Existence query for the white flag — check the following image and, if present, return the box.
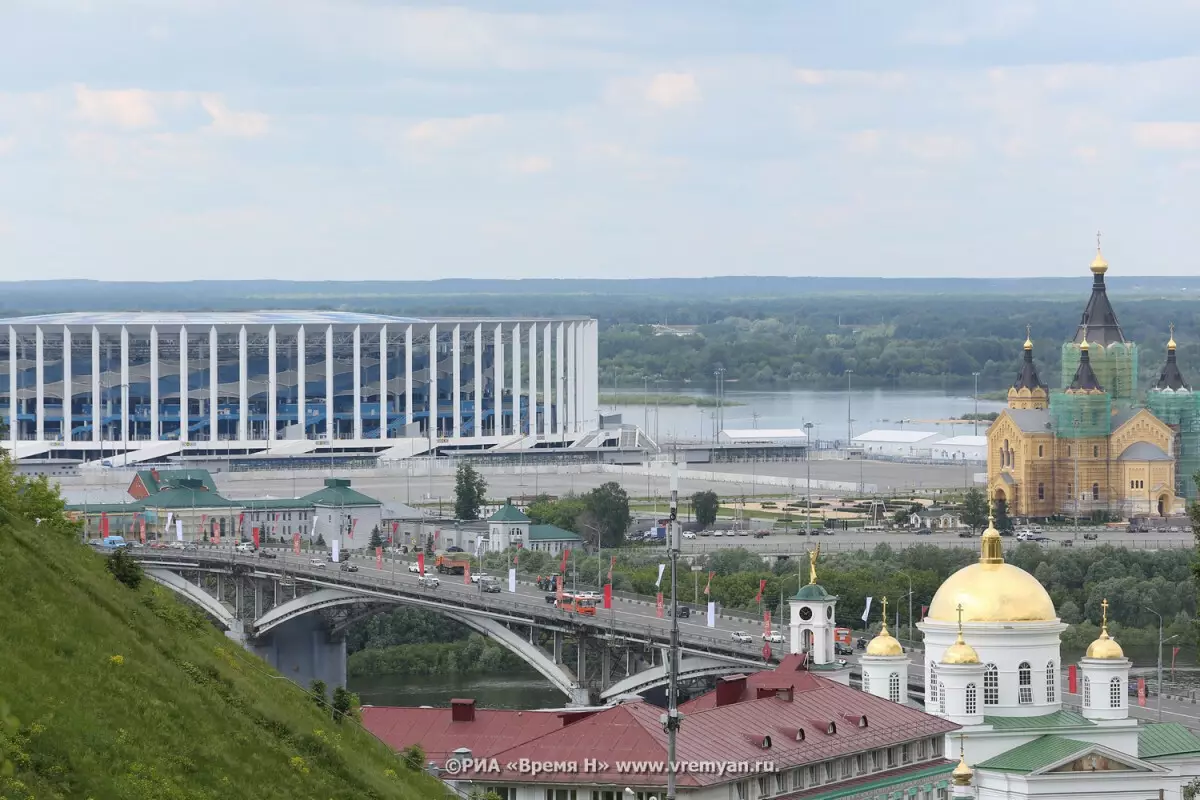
[508,567,517,593]
[655,563,666,588]
[175,519,183,541]
[474,536,483,557]
[166,512,174,529]
[311,516,318,540]
[331,540,340,563]
[707,601,716,628]
[861,596,874,624]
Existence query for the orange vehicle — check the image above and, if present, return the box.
[557,595,597,616]
[834,627,852,646]
[435,553,470,575]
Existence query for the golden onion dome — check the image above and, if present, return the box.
[927,511,1057,623]
[1169,323,1177,351]
[1090,251,1109,275]
[866,626,904,657]
[952,755,973,786]
[1086,598,1125,660]
[943,632,981,665]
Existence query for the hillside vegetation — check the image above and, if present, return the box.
[0,461,444,799]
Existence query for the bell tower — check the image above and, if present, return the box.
[788,545,843,679]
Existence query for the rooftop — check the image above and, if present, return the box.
[1138,723,1200,759]
[361,702,569,763]
[720,428,809,441]
[303,478,381,507]
[936,435,987,446]
[528,524,582,542]
[852,429,942,444]
[488,503,531,523]
[977,734,1093,773]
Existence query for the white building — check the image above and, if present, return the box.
[852,429,944,459]
[719,427,809,445]
[931,435,988,463]
[0,311,599,465]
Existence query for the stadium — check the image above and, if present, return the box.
[0,312,600,466]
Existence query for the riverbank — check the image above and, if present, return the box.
[599,393,743,408]
[347,635,525,678]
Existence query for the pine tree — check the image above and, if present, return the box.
[368,525,383,550]
[454,463,488,521]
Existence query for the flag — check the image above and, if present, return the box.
[166,512,174,529]
[100,512,109,537]
[350,518,357,539]
[391,521,399,543]
[213,518,220,546]
[1068,664,1078,694]
[474,536,483,557]
[1138,678,1147,707]
[417,552,425,575]
[1173,646,1181,679]
[920,604,928,619]
[655,563,665,588]
[331,540,340,562]
[129,514,136,534]
[862,596,874,623]
[656,592,664,618]
[608,555,616,583]
[375,546,383,570]
[238,512,245,531]
[464,563,471,585]
[508,567,517,593]
[704,571,714,596]
[139,518,146,544]
[764,610,772,638]
[755,578,767,604]
[513,551,520,567]
[293,532,301,554]
[175,519,183,541]
[252,527,260,550]
[560,549,570,574]
[707,601,716,627]
[603,583,612,609]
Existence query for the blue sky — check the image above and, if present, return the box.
[2,1,1199,280]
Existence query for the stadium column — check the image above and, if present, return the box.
[404,325,413,437]
[209,327,218,444]
[587,320,599,432]
[493,323,504,436]
[149,326,158,441]
[452,324,461,439]
[325,326,333,441]
[179,326,187,444]
[267,325,277,441]
[238,326,248,442]
[297,326,306,439]
[35,325,43,441]
[428,324,438,442]
[379,324,388,441]
[528,321,537,436]
[120,326,129,449]
[63,327,71,443]
[556,322,565,440]
[512,323,521,438]
[8,326,15,445]
[543,323,552,437]
[474,323,483,440]
[352,324,362,440]
[90,327,100,443]
[567,322,577,434]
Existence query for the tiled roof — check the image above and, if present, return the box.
[301,478,380,507]
[239,497,307,510]
[680,655,822,711]
[781,760,955,799]
[977,735,1091,773]
[528,524,581,542]
[488,503,530,523]
[1138,723,1200,759]
[142,488,238,509]
[1005,408,1052,433]
[361,705,567,763]
[983,710,1094,731]
[1073,271,1127,346]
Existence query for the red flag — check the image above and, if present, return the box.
[252,527,260,550]
[559,549,570,574]
[608,555,616,583]
[755,578,767,604]
[292,533,301,554]
[238,512,245,530]
[464,563,471,585]
[764,610,772,637]
[603,583,612,610]
[417,552,425,575]
[1173,646,1181,679]
[920,605,929,619]
[375,546,383,570]
[129,514,136,534]
[213,518,220,546]
[391,521,399,544]
[1068,664,1078,694]
[139,518,146,544]
[100,512,109,537]
[704,571,714,596]
[656,592,664,618]
[350,518,357,539]
[1138,678,1147,707]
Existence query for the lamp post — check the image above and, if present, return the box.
[898,571,914,643]
[804,422,814,536]
[1144,606,1178,722]
[713,367,726,438]
[972,372,980,436]
[845,369,854,447]
[665,460,683,800]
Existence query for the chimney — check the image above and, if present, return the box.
[715,675,747,707]
[450,698,476,722]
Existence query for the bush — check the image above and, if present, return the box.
[105,548,143,589]
[401,743,425,772]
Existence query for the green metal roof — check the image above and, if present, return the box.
[800,762,954,799]
[489,503,530,523]
[66,502,144,514]
[301,478,380,508]
[977,735,1092,773]
[1138,723,1200,759]
[528,524,581,542]
[983,710,1095,730]
[141,489,239,510]
[240,497,308,510]
[793,583,832,601]
[134,469,217,496]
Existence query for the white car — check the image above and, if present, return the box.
[731,631,753,644]
[713,531,724,538]
[682,532,696,540]
[309,558,326,569]
[762,632,784,643]
[470,572,490,584]
[407,562,422,574]
[418,575,440,589]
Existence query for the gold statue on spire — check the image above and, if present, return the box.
[1024,324,1033,351]
[1090,231,1109,275]
[808,543,821,585]
[880,596,889,633]
[1169,322,1177,351]
[1087,597,1124,659]
[943,602,980,664]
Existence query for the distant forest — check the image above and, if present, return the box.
[1,276,1197,391]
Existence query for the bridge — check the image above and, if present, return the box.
[130,548,775,705]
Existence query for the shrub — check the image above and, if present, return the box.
[401,744,425,772]
[105,548,143,589]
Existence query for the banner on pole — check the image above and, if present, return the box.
[464,563,471,585]
[707,601,716,627]
[213,519,220,546]
[417,552,425,575]
[139,518,146,544]
[166,512,174,530]
[175,518,183,541]
[293,533,301,554]
[704,571,714,596]
[100,512,109,538]
[1068,664,1078,694]
[1173,646,1181,679]
[755,579,767,604]
[1138,678,1147,707]
[656,592,664,618]
[331,540,340,563]
[350,518,357,539]
[252,527,260,550]
[560,549,570,574]
[656,563,666,588]
[509,567,517,593]
[862,596,874,623]
[376,546,383,570]
[603,583,612,609]
[608,555,616,583]
[764,610,772,637]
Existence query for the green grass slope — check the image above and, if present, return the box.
[0,522,446,800]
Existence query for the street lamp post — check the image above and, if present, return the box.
[665,460,683,800]
[845,370,854,447]
[972,372,980,436]
[1144,606,1178,722]
[898,571,914,642]
[804,422,814,536]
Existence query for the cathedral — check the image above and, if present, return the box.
[986,242,1192,519]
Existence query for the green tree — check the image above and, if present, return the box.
[454,463,488,521]
[692,490,719,528]
[368,525,384,550]
[961,488,988,532]
[105,547,143,589]
[527,495,588,533]
[309,679,328,711]
[585,482,632,548]
[331,686,355,722]
[401,743,426,771]
[993,498,1013,532]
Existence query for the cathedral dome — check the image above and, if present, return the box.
[1086,599,1125,660]
[942,633,980,665]
[866,625,903,657]
[927,516,1057,624]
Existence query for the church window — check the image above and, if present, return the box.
[1046,661,1057,703]
[1092,483,1100,501]
[1018,661,1033,704]
[888,672,901,703]
[965,683,977,715]
[1083,676,1091,707]
[1067,445,1072,457]
[863,672,870,693]
[1093,445,1099,458]
[1067,482,1074,499]
[1110,677,1122,708]
[929,664,937,705]
[983,665,999,706]
[938,683,946,714]
[1037,482,1045,500]
[1038,444,1044,458]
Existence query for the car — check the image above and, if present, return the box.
[309,558,326,569]
[340,562,359,572]
[235,542,254,553]
[470,572,490,584]
[682,532,696,540]
[958,530,976,538]
[182,542,198,551]
[481,582,502,594]
[762,632,784,643]
[575,591,601,602]
[418,575,440,589]
[148,540,167,549]
[712,531,724,538]
[1060,539,1074,547]
[915,528,932,536]
[752,530,769,539]
[669,605,690,618]
[128,541,144,548]
[699,530,711,537]
[447,546,465,552]
[545,593,559,603]
[1032,535,1052,543]
[834,642,854,656]
[408,561,422,573]
[822,529,837,536]
[1083,532,1098,540]
[737,529,749,536]
[257,549,278,559]
[732,631,753,644]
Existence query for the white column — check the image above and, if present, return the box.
[325,325,333,440]
[379,324,388,439]
[352,325,362,440]
[428,324,438,442]
[543,323,552,437]
[149,326,159,441]
[587,320,599,432]
[404,325,413,436]
[556,323,565,439]
[35,325,44,441]
[528,322,537,435]
[452,323,461,438]
[91,327,100,443]
[62,327,72,441]
[473,323,483,440]
[209,327,218,442]
[511,323,522,437]
[567,322,577,434]
[267,326,277,441]
[238,326,248,441]
[8,327,16,444]
[179,326,188,443]
[297,326,306,439]
[493,324,504,436]
[120,326,129,446]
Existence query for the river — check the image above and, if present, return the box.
[606,387,1007,444]
[351,668,563,710]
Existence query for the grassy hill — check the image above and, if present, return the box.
[0,516,446,799]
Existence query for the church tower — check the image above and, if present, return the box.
[1080,599,1131,724]
[860,597,911,705]
[788,547,850,684]
[1007,327,1048,410]
[1147,326,1200,499]
[1060,237,1137,405]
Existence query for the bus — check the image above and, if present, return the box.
[557,595,597,616]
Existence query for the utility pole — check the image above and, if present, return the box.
[845,369,854,447]
[665,458,683,800]
[804,422,814,536]
[972,372,980,436]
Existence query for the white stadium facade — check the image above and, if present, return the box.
[0,312,600,465]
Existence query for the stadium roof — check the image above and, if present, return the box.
[852,429,942,443]
[936,435,988,447]
[0,311,594,327]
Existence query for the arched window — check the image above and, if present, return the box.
[1093,445,1099,458]
[1018,661,1033,704]
[1083,676,1092,707]
[1003,440,1010,467]
[1038,444,1044,458]
[863,671,870,694]
[1092,483,1100,501]
[929,664,938,705]
[965,683,977,715]
[1037,482,1045,500]
[938,683,946,714]
[1110,677,1122,709]
[983,664,999,706]
[888,672,900,703]
[1067,445,1072,458]
[1046,662,1057,703]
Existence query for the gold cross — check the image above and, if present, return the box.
[1026,324,1031,340]
[956,602,964,632]
[881,596,888,623]
[1096,230,1102,251]
[1101,598,1109,629]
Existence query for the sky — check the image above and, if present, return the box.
[2,1,1200,281]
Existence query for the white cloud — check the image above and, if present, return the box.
[0,136,15,156]
[406,114,503,147]
[901,3,1037,46]
[844,129,883,156]
[643,72,700,109]
[201,95,268,138]
[73,85,162,129]
[1133,122,1200,151]
[794,69,907,91]
[514,155,553,174]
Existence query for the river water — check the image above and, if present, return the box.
[351,668,563,710]
[607,388,1006,444]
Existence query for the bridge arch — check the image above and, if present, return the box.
[145,569,236,630]
[600,653,766,701]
